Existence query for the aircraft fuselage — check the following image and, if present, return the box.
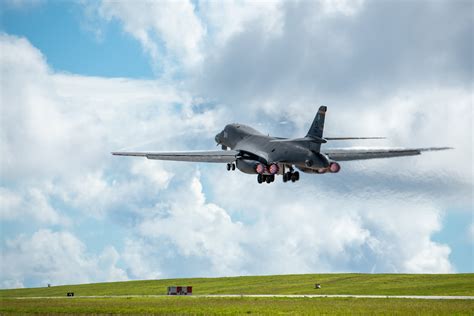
[215,124,330,176]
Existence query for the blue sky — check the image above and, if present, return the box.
[1,1,153,78]
[0,0,472,288]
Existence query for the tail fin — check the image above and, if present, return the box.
[306,106,327,139]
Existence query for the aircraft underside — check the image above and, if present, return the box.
[227,160,341,184]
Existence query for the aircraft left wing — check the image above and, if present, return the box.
[323,147,452,161]
[112,150,239,163]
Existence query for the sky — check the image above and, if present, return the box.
[0,0,472,289]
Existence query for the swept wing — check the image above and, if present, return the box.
[323,147,452,161]
[112,150,239,163]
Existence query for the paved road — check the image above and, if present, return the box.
[7,294,474,300]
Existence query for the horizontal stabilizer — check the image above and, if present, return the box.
[325,137,386,140]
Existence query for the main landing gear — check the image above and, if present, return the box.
[257,174,275,184]
[256,171,300,184]
[282,171,300,183]
[226,163,236,171]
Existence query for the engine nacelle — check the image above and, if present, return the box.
[305,152,330,169]
[297,153,341,174]
[236,159,282,175]
[235,159,260,174]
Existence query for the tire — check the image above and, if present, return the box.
[226,164,231,171]
[291,173,296,182]
[257,174,263,183]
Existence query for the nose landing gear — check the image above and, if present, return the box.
[226,163,236,171]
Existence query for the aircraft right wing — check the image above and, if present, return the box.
[112,150,239,163]
[323,147,452,161]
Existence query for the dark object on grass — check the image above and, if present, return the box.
[67,292,74,297]
[315,284,321,289]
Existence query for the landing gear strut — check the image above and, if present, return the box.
[283,171,300,183]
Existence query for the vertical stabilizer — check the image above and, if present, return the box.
[306,106,327,139]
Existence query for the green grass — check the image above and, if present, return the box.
[1,297,474,315]
[1,273,473,298]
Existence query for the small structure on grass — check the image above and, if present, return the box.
[167,286,192,295]
[315,283,321,289]
[67,292,74,297]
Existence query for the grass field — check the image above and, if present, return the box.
[1,296,474,315]
[1,274,473,315]
[1,273,473,297]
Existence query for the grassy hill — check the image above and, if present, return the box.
[1,273,473,297]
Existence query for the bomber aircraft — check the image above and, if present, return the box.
[112,106,451,184]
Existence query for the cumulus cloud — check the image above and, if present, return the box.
[0,229,127,288]
[203,169,455,274]
[99,0,205,73]
[0,32,225,218]
[0,187,69,225]
[200,0,285,45]
[119,170,454,277]
[138,171,246,276]
[195,0,472,106]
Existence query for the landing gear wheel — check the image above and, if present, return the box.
[231,163,236,171]
[294,171,300,181]
[291,173,296,182]
[257,174,263,184]
[266,175,272,183]
[226,163,231,171]
[283,173,288,183]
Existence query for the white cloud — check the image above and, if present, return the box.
[0,33,225,219]
[125,171,454,277]
[0,229,128,288]
[0,187,69,225]
[138,172,246,276]
[99,0,205,72]
[131,160,173,190]
[200,1,284,45]
[122,239,162,280]
[403,242,452,273]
